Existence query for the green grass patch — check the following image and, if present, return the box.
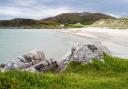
[0,54,128,89]
[62,23,84,28]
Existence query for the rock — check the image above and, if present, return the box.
[26,58,58,72]
[0,64,5,68]
[1,44,105,72]
[87,45,98,52]
[56,44,105,72]
[61,44,104,65]
[23,49,45,64]
[30,49,45,61]
[2,49,45,72]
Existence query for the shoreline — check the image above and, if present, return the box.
[0,27,128,58]
[58,27,128,58]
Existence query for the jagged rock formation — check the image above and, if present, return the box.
[56,44,104,72]
[0,44,105,72]
[1,49,45,72]
[26,58,58,72]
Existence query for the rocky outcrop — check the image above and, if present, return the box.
[0,44,105,72]
[26,58,58,72]
[56,44,104,72]
[1,49,45,72]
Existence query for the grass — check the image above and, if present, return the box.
[63,23,84,28]
[0,54,128,89]
[90,18,128,29]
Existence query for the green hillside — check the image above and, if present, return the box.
[44,12,114,25]
[0,12,115,28]
[0,54,128,89]
[0,18,59,29]
[1,12,128,29]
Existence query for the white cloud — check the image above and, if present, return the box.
[0,7,22,16]
[107,13,121,18]
[12,0,37,6]
[0,0,127,19]
[0,0,77,19]
[0,6,74,19]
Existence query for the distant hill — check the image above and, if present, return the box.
[91,18,128,29]
[0,18,58,28]
[0,18,36,27]
[0,12,115,28]
[43,12,115,25]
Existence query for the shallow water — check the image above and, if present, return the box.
[0,29,96,63]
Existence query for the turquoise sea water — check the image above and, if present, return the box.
[0,29,93,63]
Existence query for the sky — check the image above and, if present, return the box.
[0,0,128,20]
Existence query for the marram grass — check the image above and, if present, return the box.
[0,54,128,89]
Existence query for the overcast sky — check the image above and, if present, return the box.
[0,0,128,20]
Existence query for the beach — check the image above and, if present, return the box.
[60,27,128,58]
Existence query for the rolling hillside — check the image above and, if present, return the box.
[0,12,115,28]
[0,18,59,28]
[43,12,115,25]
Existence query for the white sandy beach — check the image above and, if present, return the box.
[61,27,128,58]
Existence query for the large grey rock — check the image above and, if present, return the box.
[57,44,104,72]
[1,44,105,72]
[26,58,58,72]
[60,44,104,65]
[2,49,45,72]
